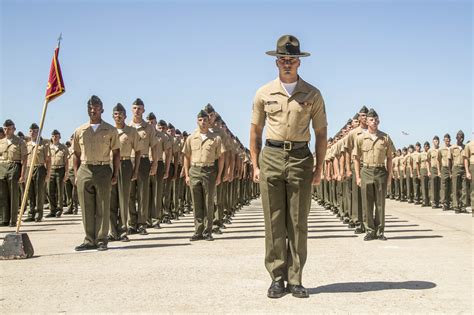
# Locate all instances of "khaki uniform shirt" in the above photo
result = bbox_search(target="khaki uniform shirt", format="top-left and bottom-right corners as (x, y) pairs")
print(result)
(27, 138), (50, 166)
(450, 144), (464, 166)
(251, 77), (327, 142)
(0, 135), (27, 162)
(344, 126), (366, 163)
(392, 156), (399, 173)
(439, 146), (451, 167)
(211, 126), (231, 153)
(117, 126), (140, 158)
(128, 120), (158, 158)
(50, 143), (69, 167)
(161, 133), (173, 161)
(73, 121), (120, 163)
(182, 130), (224, 165)
(419, 151), (429, 170)
(427, 148), (440, 169)
(463, 141), (474, 164)
(353, 130), (394, 166)
(68, 147), (75, 170)
(150, 130), (166, 162)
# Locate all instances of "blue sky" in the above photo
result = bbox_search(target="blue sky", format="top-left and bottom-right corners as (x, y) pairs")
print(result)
(1, 0), (472, 148)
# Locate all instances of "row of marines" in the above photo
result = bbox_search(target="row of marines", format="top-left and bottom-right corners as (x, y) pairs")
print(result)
(0, 98), (259, 251)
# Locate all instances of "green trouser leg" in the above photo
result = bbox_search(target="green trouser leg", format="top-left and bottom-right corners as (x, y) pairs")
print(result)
(148, 171), (157, 224)
(440, 166), (451, 207)
(414, 175), (421, 202)
(129, 157), (150, 228)
(361, 167), (387, 236)
(400, 172), (407, 200)
(451, 165), (465, 209)
(394, 177), (400, 200)
(77, 164), (112, 245)
(223, 181), (230, 216)
(49, 167), (65, 213)
(27, 165), (46, 220)
(259, 146), (313, 286)
(189, 165), (216, 235)
(214, 172), (225, 226)
(185, 185), (192, 210)
(153, 161), (165, 222)
(406, 174), (413, 202)
(163, 163), (175, 217)
(173, 166), (184, 215)
(420, 169), (430, 205)
(110, 160), (133, 238)
(0, 163), (21, 225)
(65, 168), (78, 210)
(430, 167), (440, 206)
(351, 167), (362, 225)
(346, 176), (353, 222)
(469, 165), (474, 208)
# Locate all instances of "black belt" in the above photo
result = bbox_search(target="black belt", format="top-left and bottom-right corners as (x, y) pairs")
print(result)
(265, 140), (308, 151)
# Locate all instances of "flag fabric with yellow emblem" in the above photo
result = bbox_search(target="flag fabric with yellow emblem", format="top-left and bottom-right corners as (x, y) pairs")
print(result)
(45, 46), (65, 101)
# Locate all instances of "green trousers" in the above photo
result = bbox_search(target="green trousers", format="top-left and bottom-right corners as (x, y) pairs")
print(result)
(27, 165), (47, 220)
(430, 167), (440, 206)
(173, 165), (184, 215)
(129, 157), (150, 228)
(189, 165), (217, 235)
(259, 146), (313, 286)
(406, 173), (414, 202)
(76, 164), (112, 245)
(451, 165), (466, 209)
(65, 168), (78, 211)
(110, 160), (133, 238)
(440, 166), (451, 207)
(420, 169), (430, 205)
(0, 162), (22, 225)
(361, 166), (387, 236)
(149, 160), (165, 224)
(48, 167), (65, 213)
(351, 167), (363, 225)
(469, 165), (474, 208)
(163, 163), (175, 217)
(214, 169), (225, 226)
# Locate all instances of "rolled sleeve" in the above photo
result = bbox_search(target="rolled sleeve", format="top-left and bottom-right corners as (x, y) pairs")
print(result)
(311, 92), (328, 130)
(251, 92), (266, 127)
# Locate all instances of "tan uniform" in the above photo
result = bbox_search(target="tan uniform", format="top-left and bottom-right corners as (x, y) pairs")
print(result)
(252, 77), (327, 285)
(26, 138), (50, 220)
(463, 141), (473, 209)
(73, 121), (119, 245)
(211, 126), (230, 228)
(450, 144), (466, 210)
(427, 148), (441, 206)
(183, 130), (223, 235)
(353, 130), (394, 236)
(0, 135), (27, 225)
(439, 146), (452, 207)
(149, 129), (166, 225)
(48, 143), (68, 215)
(419, 151), (430, 205)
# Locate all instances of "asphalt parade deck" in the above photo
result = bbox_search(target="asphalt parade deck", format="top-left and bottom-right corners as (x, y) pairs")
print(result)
(1, 199), (472, 313)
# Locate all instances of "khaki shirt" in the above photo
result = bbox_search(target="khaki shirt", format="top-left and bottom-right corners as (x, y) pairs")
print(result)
(150, 130), (166, 162)
(128, 120), (158, 157)
(419, 151), (429, 170)
(161, 133), (173, 161)
(117, 125), (141, 158)
(27, 138), (50, 166)
(182, 130), (223, 165)
(73, 121), (120, 163)
(0, 135), (27, 162)
(439, 146), (451, 167)
(392, 156), (399, 172)
(427, 148), (440, 169)
(50, 143), (69, 167)
(211, 126), (231, 153)
(344, 126), (366, 162)
(450, 144), (464, 166)
(405, 152), (414, 172)
(251, 77), (327, 142)
(463, 141), (474, 164)
(353, 130), (394, 166)
(67, 147), (75, 170)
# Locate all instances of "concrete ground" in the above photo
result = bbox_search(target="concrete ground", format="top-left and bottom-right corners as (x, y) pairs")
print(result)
(0, 199), (472, 314)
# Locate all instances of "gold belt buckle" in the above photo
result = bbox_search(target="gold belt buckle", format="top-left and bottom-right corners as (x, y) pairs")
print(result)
(283, 141), (292, 151)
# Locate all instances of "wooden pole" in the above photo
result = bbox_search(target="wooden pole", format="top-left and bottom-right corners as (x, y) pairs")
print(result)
(16, 99), (49, 233)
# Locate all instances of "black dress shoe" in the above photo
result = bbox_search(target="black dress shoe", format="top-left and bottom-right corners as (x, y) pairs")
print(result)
(75, 243), (97, 251)
(354, 227), (365, 234)
(363, 233), (374, 241)
(267, 280), (286, 298)
(63, 208), (74, 215)
(8, 223), (15, 227)
(97, 243), (108, 251)
(119, 235), (130, 242)
(348, 222), (356, 229)
(205, 234), (214, 241)
(152, 223), (161, 229)
(287, 284), (309, 298)
(212, 227), (223, 234)
(55, 210), (63, 218)
(34, 218), (42, 222)
(23, 217), (35, 222)
(377, 234), (387, 241)
(2, 222), (10, 226)
(107, 235), (117, 242)
(189, 234), (203, 241)
(138, 227), (148, 235)
(45, 212), (56, 218)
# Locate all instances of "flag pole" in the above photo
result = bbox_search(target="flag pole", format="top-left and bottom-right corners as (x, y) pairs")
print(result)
(16, 99), (50, 233)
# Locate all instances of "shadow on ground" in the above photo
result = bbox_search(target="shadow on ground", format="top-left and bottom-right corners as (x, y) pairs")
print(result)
(309, 281), (436, 294)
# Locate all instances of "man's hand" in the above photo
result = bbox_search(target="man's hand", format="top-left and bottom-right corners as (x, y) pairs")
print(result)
(131, 171), (138, 181)
(216, 176), (221, 186)
(253, 167), (260, 183)
(111, 174), (118, 185)
(19, 175), (25, 184)
(163, 171), (169, 180)
(466, 172), (471, 180)
(312, 169), (322, 185)
(185, 176), (190, 186)
(63, 176), (68, 183)
(346, 170), (352, 178)
(356, 177), (361, 187)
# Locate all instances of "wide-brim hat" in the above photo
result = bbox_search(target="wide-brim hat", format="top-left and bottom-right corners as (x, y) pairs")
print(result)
(266, 35), (310, 57)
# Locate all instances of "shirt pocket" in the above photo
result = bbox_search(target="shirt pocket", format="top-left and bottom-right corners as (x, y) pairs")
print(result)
(263, 102), (283, 115)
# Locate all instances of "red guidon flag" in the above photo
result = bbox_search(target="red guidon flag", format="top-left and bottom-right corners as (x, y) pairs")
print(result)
(45, 46), (65, 101)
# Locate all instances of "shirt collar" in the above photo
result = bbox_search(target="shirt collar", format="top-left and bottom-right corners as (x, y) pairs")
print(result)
(269, 77), (311, 96)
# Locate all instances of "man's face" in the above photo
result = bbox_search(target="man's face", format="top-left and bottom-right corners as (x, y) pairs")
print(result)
(444, 136), (450, 146)
(456, 133), (464, 143)
(352, 119), (360, 128)
(424, 144), (430, 152)
(156, 125), (165, 133)
(408, 147), (414, 153)
(88, 104), (103, 121)
(113, 110), (126, 125)
(29, 128), (39, 139)
(367, 116), (379, 129)
(276, 57), (300, 77)
(167, 128), (175, 137)
(198, 117), (209, 129)
(433, 138), (439, 147)
(207, 112), (216, 125)
(358, 113), (367, 125)
(131, 105), (144, 118)
(52, 134), (61, 144)
(147, 118), (156, 126)
(3, 125), (15, 137)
